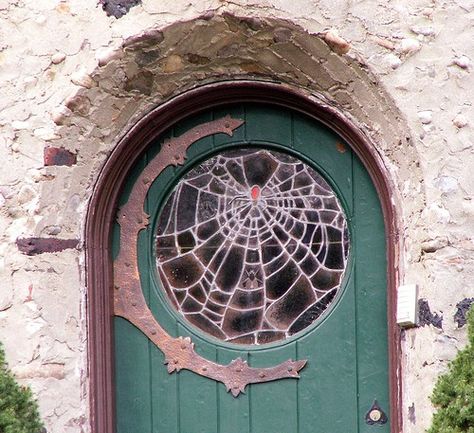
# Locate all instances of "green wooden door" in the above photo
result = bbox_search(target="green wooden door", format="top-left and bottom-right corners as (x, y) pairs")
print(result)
(113, 104), (390, 433)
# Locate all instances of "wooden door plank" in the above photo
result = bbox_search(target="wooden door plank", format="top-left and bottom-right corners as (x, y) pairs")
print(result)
(244, 105), (292, 146)
(293, 115), (353, 216)
(148, 292), (179, 433)
(216, 348), (250, 433)
(114, 155), (153, 433)
(296, 280), (358, 433)
(248, 344), (298, 433)
(353, 156), (390, 433)
(176, 323), (219, 433)
(150, 342), (179, 433)
(114, 318), (153, 433)
(145, 144), (180, 433)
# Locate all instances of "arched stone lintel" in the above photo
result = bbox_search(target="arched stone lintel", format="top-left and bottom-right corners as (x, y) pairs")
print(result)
(58, 15), (422, 197)
(56, 16), (423, 241)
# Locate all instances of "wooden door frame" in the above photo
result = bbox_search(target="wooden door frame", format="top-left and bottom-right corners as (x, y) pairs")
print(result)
(85, 80), (402, 433)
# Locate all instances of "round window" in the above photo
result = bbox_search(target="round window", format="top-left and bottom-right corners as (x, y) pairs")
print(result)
(155, 148), (349, 344)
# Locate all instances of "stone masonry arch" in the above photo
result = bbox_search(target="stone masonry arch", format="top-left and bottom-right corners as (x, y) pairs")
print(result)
(55, 14), (423, 215)
(45, 13), (424, 433)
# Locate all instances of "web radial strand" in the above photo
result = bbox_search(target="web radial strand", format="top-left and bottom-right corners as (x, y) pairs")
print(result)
(155, 148), (349, 345)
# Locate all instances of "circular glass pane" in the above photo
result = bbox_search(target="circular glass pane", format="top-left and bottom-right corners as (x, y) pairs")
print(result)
(155, 148), (349, 345)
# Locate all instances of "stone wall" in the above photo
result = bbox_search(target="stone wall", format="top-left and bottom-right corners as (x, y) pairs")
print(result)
(0, 1), (473, 432)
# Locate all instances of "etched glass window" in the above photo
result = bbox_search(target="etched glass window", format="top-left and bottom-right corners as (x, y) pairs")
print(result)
(155, 149), (349, 344)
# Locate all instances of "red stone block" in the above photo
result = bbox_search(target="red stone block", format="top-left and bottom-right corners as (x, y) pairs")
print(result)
(44, 147), (77, 166)
(16, 237), (79, 255)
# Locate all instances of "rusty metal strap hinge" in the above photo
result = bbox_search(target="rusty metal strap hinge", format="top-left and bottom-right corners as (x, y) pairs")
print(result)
(113, 116), (306, 396)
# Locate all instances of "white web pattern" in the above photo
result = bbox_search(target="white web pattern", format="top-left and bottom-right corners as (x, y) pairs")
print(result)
(156, 149), (349, 344)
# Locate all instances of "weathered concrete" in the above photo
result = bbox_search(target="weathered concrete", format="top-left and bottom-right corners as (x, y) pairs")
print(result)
(0, 1), (473, 432)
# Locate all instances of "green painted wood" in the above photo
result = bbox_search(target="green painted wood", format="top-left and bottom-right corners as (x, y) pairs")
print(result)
(216, 349), (250, 433)
(114, 318), (152, 433)
(244, 105), (293, 145)
(176, 323), (219, 433)
(146, 144), (180, 433)
(114, 156), (154, 433)
(353, 154), (390, 433)
(150, 341), (179, 433)
(296, 279), (358, 433)
(249, 344), (298, 433)
(114, 104), (390, 433)
(292, 114), (353, 215)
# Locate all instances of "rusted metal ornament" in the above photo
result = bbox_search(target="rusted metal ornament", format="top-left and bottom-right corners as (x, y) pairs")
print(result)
(114, 116), (307, 396)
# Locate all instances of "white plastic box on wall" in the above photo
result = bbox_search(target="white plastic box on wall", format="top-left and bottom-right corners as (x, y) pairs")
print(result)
(397, 284), (419, 328)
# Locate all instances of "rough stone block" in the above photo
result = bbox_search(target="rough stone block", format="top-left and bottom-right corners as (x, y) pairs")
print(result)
(44, 147), (77, 167)
(16, 237), (79, 255)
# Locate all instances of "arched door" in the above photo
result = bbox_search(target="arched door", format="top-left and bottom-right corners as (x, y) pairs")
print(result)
(112, 103), (390, 433)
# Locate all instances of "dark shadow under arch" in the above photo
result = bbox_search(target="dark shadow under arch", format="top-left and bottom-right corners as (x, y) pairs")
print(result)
(85, 80), (401, 433)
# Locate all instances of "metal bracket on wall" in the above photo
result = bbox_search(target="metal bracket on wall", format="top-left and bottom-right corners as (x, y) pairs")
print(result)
(113, 116), (307, 396)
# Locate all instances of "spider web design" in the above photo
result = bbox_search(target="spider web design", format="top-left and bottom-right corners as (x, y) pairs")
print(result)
(155, 149), (349, 345)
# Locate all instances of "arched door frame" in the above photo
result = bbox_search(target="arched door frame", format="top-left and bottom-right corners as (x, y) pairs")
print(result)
(85, 80), (401, 433)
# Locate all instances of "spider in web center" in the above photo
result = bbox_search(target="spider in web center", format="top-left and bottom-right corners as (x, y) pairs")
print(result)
(250, 185), (260, 201)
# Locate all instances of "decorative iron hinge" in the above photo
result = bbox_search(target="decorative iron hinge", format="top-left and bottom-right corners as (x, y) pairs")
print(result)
(114, 116), (307, 396)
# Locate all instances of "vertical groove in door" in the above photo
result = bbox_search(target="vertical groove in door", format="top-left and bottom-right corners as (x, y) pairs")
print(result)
(296, 340), (300, 433)
(212, 110), (215, 151)
(290, 112), (295, 150)
(291, 110), (297, 430)
(176, 321), (181, 433)
(215, 346), (219, 433)
(292, 113), (299, 433)
(243, 105), (247, 143)
(351, 150), (360, 433)
(145, 150), (154, 432)
(216, 366), (220, 433)
(248, 352), (253, 433)
(148, 342), (153, 432)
